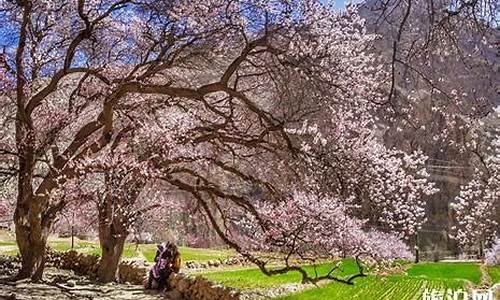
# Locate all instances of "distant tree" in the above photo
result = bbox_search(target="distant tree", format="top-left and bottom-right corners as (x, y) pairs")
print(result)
(357, 0), (499, 247)
(53, 183), (97, 243)
(485, 237), (500, 265)
(451, 109), (500, 255)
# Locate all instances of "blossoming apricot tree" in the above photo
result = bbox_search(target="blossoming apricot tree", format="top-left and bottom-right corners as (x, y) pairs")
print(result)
(0, 0), (438, 283)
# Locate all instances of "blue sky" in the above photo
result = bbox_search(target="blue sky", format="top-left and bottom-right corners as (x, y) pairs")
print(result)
(331, 0), (362, 10)
(0, 1), (355, 49)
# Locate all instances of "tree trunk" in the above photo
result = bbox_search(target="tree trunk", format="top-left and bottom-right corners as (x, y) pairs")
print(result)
(14, 191), (51, 281)
(414, 232), (419, 263)
(12, 0), (54, 282)
(14, 176), (62, 282)
(97, 189), (129, 283)
(98, 226), (127, 283)
(15, 224), (48, 281)
(71, 225), (74, 249)
(13, 131), (51, 281)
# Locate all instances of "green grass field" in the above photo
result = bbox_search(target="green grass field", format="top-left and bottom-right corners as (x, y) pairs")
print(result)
(0, 241), (16, 246)
(200, 259), (360, 289)
(199, 260), (487, 299)
(277, 276), (465, 300)
(488, 265), (500, 283)
(0, 234), (234, 264)
(406, 262), (482, 284)
(139, 244), (234, 262)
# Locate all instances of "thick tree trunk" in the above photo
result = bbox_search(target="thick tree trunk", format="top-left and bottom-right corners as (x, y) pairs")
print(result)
(14, 190), (52, 281)
(14, 175), (61, 282)
(14, 187), (51, 281)
(96, 170), (145, 283)
(98, 227), (127, 283)
(13, 129), (51, 281)
(97, 188), (129, 283)
(14, 224), (48, 281)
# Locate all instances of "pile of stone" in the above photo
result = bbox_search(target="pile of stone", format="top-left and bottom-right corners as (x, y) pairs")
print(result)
(167, 273), (240, 300)
(45, 249), (149, 285)
(45, 249), (100, 277)
(184, 256), (247, 270)
(0, 255), (20, 277)
(118, 259), (149, 285)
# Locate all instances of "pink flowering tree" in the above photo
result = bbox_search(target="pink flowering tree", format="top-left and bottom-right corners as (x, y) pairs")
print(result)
(52, 181), (98, 243)
(451, 109), (500, 256)
(53, 146), (187, 281)
(485, 237), (500, 266)
(202, 111), (435, 283)
(229, 191), (413, 283)
(358, 0), (498, 214)
(0, 0), (150, 280)
(295, 122), (438, 239)
(63, 122), (161, 281)
(0, 0), (440, 283)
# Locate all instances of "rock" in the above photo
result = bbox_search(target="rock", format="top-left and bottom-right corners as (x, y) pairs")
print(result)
(164, 290), (183, 300)
(173, 275), (191, 294)
(66, 280), (76, 287)
(185, 256), (250, 270)
(14, 278), (31, 284)
(118, 261), (148, 285)
(167, 273), (241, 300)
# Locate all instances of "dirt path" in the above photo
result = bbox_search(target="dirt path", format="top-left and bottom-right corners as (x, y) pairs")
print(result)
(0, 279), (168, 300)
(479, 264), (492, 287)
(0, 267), (170, 300)
(240, 283), (314, 300)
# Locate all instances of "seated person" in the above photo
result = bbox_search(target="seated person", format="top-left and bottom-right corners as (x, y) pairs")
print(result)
(146, 242), (181, 290)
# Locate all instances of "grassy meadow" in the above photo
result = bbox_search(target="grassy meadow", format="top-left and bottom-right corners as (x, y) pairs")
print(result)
(0, 230), (498, 299)
(0, 230), (234, 264)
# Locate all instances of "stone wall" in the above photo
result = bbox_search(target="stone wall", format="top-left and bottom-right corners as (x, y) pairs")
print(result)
(167, 273), (240, 300)
(44, 250), (241, 299)
(118, 260), (149, 285)
(45, 249), (100, 277)
(45, 249), (150, 285)
(184, 256), (247, 270)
